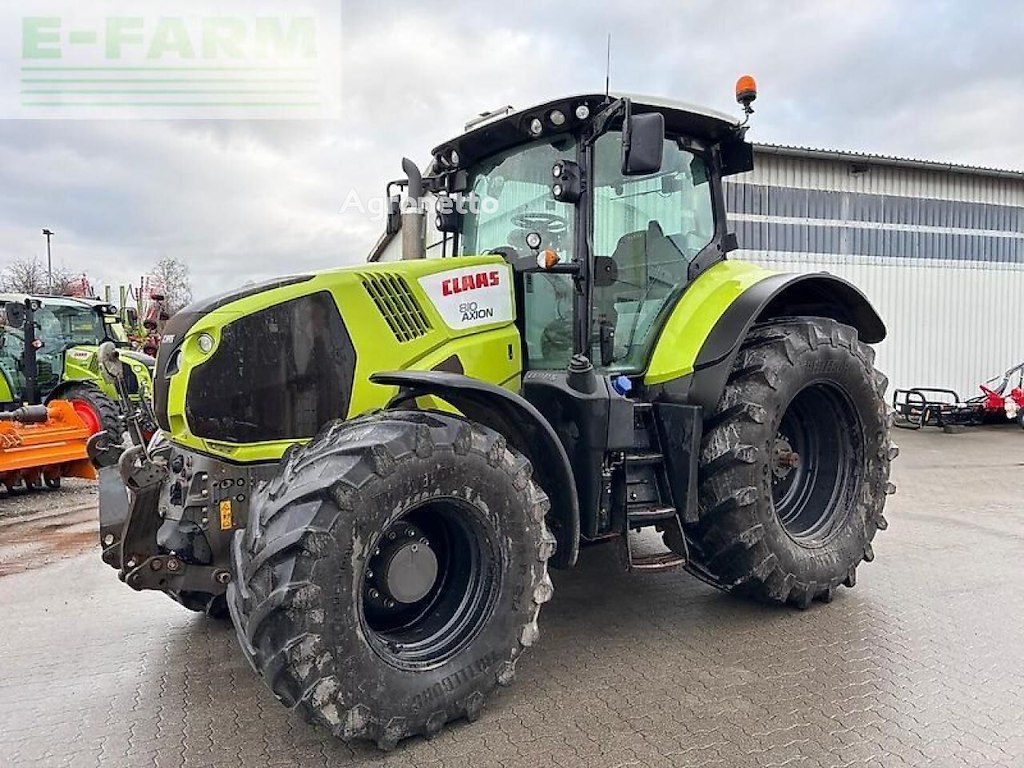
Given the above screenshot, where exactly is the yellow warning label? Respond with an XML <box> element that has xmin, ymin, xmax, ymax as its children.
<box><xmin>219</xmin><ymin>500</ymin><xmax>233</xmax><ymax>530</ymax></box>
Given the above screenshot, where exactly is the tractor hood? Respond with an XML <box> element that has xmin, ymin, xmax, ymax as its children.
<box><xmin>119</xmin><ymin>349</ymin><xmax>157</xmax><ymax>370</ymax></box>
<box><xmin>64</xmin><ymin>344</ymin><xmax>154</xmax><ymax>399</ymax></box>
<box><xmin>152</xmin><ymin>257</ymin><xmax>522</xmax><ymax>464</ymax></box>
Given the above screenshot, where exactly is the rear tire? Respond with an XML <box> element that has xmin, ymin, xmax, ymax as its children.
<box><xmin>228</xmin><ymin>410</ymin><xmax>555</xmax><ymax>749</ymax></box>
<box><xmin>683</xmin><ymin>318</ymin><xmax>894</xmax><ymax>607</ymax></box>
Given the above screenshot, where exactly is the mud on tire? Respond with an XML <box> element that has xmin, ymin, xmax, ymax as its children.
<box><xmin>227</xmin><ymin>410</ymin><xmax>555</xmax><ymax>749</ymax></box>
<box><xmin>682</xmin><ymin>318</ymin><xmax>895</xmax><ymax>608</ymax></box>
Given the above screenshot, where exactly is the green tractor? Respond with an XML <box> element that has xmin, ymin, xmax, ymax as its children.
<box><xmin>93</xmin><ymin>83</ymin><xmax>895</xmax><ymax>749</ymax></box>
<box><xmin>0</xmin><ymin>293</ymin><xmax>154</xmax><ymax>434</ymax></box>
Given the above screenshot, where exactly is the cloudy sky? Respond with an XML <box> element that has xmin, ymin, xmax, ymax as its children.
<box><xmin>1</xmin><ymin>1</ymin><xmax>1022</xmax><ymax>300</ymax></box>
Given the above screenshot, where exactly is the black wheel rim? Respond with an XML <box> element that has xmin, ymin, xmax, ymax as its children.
<box><xmin>359</xmin><ymin>500</ymin><xmax>499</xmax><ymax>671</ymax></box>
<box><xmin>771</xmin><ymin>382</ymin><xmax>862</xmax><ymax>545</ymax></box>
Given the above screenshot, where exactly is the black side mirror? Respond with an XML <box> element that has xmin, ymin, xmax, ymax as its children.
<box><xmin>5</xmin><ymin>303</ymin><xmax>25</xmax><ymax>329</ymax></box>
<box><xmin>450</xmin><ymin>170</ymin><xmax>469</xmax><ymax>193</ymax></box>
<box><xmin>622</xmin><ymin>112</ymin><xmax>665</xmax><ymax>176</ymax></box>
<box><xmin>386</xmin><ymin>194</ymin><xmax>402</xmax><ymax>235</ymax></box>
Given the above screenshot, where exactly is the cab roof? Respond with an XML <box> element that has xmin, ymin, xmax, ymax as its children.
<box><xmin>432</xmin><ymin>92</ymin><xmax>743</xmax><ymax>169</ymax></box>
<box><xmin>0</xmin><ymin>293</ymin><xmax>113</xmax><ymax>311</ymax></box>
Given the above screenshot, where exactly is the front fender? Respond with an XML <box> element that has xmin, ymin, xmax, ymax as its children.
<box><xmin>370</xmin><ymin>370</ymin><xmax>580</xmax><ymax>569</ymax></box>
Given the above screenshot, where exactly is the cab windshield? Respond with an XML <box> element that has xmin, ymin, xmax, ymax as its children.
<box><xmin>459</xmin><ymin>136</ymin><xmax>577</xmax><ymax>260</ymax></box>
<box><xmin>35</xmin><ymin>304</ymin><xmax>111</xmax><ymax>349</ymax></box>
<box><xmin>459</xmin><ymin>137</ymin><xmax>578</xmax><ymax>369</ymax></box>
<box><xmin>105</xmin><ymin>318</ymin><xmax>130</xmax><ymax>345</ymax></box>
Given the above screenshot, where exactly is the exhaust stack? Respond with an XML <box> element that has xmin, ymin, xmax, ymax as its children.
<box><xmin>400</xmin><ymin>158</ymin><xmax>426</xmax><ymax>260</ymax></box>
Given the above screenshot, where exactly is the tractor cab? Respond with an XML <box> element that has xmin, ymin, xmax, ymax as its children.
<box><xmin>376</xmin><ymin>95</ymin><xmax>755</xmax><ymax>379</ymax></box>
<box><xmin>0</xmin><ymin>294</ymin><xmax>149</xmax><ymax>433</ymax></box>
<box><xmin>0</xmin><ymin>297</ymin><xmax>109</xmax><ymax>492</ymax></box>
<box><xmin>0</xmin><ymin>295</ymin><xmax>121</xmax><ymax>394</ymax></box>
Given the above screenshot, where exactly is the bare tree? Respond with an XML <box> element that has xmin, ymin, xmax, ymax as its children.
<box><xmin>1</xmin><ymin>255</ymin><xmax>47</xmax><ymax>293</ymax></box>
<box><xmin>0</xmin><ymin>255</ymin><xmax>79</xmax><ymax>294</ymax></box>
<box><xmin>49</xmin><ymin>266</ymin><xmax>80</xmax><ymax>296</ymax></box>
<box><xmin>151</xmin><ymin>256</ymin><xmax>193</xmax><ymax>314</ymax></box>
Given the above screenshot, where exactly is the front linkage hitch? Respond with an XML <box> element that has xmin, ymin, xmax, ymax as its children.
<box><xmin>90</xmin><ymin>342</ymin><xmax>232</xmax><ymax>595</ymax></box>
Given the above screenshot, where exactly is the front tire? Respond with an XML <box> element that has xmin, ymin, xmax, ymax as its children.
<box><xmin>228</xmin><ymin>411</ymin><xmax>555</xmax><ymax>748</ymax></box>
<box><xmin>684</xmin><ymin>318</ymin><xmax>894</xmax><ymax>607</ymax></box>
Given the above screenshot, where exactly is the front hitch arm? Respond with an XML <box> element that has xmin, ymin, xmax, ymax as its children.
<box><xmin>115</xmin><ymin>445</ymin><xmax>168</xmax><ymax>584</ymax></box>
<box><xmin>87</xmin><ymin>431</ymin><xmax>130</xmax><ymax>568</ymax></box>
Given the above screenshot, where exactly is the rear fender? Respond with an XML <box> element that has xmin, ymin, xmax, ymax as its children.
<box><xmin>650</xmin><ymin>268</ymin><xmax>886</xmax><ymax>412</ymax></box>
<box><xmin>371</xmin><ymin>370</ymin><xmax>580</xmax><ymax>569</ymax></box>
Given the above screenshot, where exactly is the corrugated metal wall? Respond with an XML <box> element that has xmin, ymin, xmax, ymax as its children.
<box><xmin>730</xmin><ymin>151</ymin><xmax>1024</xmax><ymax>397</ymax></box>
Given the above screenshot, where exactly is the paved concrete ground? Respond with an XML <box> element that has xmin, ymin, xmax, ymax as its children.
<box><xmin>0</xmin><ymin>479</ymin><xmax>97</xmax><ymax>578</ymax></box>
<box><xmin>1</xmin><ymin>427</ymin><xmax>1023</xmax><ymax>768</ymax></box>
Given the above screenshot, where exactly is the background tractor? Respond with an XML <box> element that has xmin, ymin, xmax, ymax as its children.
<box><xmin>93</xmin><ymin>80</ymin><xmax>895</xmax><ymax>749</ymax></box>
<box><xmin>0</xmin><ymin>293</ymin><xmax>154</xmax><ymax>435</ymax></box>
<box><xmin>0</xmin><ymin>298</ymin><xmax>117</xmax><ymax>491</ymax></box>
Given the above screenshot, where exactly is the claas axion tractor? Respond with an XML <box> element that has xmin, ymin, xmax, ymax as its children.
<box><xmin>0</xmin><ymin>292</ymin><xmax>154</xmax><ymax>436</ymax></box>
<box><xmin>0</xmin><ymin>296</ymin><xmax>129</xmax><ymax>491</ymax></box>
<box><xmin>93</xmin><ymin>79</ymin><xmax>895</xmax><ymax>749</ymax></box>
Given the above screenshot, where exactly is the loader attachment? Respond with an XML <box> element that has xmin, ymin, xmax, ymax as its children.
<box><xmin>0</xmin><ymin>400</ymin><xmax>98</xmax><ymax>491</ymax></box>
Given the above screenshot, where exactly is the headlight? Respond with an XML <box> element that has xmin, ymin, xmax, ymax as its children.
<box><xmin>197</xmin><ymin>333</ymin><xmax>215</xmax><ymax>354</ymax></box>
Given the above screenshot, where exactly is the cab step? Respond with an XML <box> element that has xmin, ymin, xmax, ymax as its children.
<box><xmin>627</xmin><ymin>504</ymin><xmax>678</xmax><ymax>528</ymax></box>
<box><xmin>622</xmin><ymin>515</ymin><xmax>689</xmax><ymax>572</ymax></box>
<box><xmin>624</xmin><ymin>451</ymin><xmax>663</xmax><ymax>465</ymax></box>
<box><xmin>630</xmin><ymin>551</ymin><xmax>688</xmax><ymax>572</ymax></box>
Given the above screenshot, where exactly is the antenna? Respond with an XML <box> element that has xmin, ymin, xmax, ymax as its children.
<box><xmin>604</xmin><ymin>34</ymin><xmax>612</xmax><ymax>100</ymax></box>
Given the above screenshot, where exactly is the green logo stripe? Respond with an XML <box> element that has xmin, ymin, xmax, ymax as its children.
<box><xmin>21</xmin><ymin>101</ymin><xmax>321</xmax><ymax>107</ymax></box>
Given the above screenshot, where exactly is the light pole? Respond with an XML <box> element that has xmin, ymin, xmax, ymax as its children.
<box><xmin>41</xmin><ymin>229</ymin><xmax>54</xmax><ymax>293</ymax></box>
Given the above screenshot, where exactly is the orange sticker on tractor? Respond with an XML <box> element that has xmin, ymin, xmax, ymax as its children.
<box><xmin>219</xmin><ymin>500</ymin><xmax>233</xmax><ymax>530</ymax></box>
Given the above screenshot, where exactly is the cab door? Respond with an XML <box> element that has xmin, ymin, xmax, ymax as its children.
<box><xmin>589</xmin><ymin>133</ymin><xmax>716</xmax><ymax>372</ymax></box>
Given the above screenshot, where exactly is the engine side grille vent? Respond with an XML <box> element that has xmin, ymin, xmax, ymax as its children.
<box><xmin>359</xmin><ymin>273</ymin><xmax>432</xmax><ymax>342</ymax></box>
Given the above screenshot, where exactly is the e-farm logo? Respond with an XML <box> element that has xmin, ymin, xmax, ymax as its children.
<box><xmin>3</xmin><ymin>1</ymin><xmax>341</xmax><ymax>119</ymax></box>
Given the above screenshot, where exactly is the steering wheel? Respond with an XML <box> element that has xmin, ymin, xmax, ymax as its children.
<box><xmin>512</xmin><ymin>212</ymin><xmax>568</xmax><ymax>235</ymax></box>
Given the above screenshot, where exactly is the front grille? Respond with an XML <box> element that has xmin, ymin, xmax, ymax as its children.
<box><xmin>359</xmin><ymin>273</ymin><xmax>431</xmax><ymax>342</ymax></box>
<box><xmin>185</xmin><ymin>291</ymin><xmax>355</xmax><ymax>443</ymax></box>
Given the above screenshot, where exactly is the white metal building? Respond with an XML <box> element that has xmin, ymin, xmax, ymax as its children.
<box><xmin>730</xmin><ymin>145</ymin><xmax>1024</xmax><ymax>396</ymax></box>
